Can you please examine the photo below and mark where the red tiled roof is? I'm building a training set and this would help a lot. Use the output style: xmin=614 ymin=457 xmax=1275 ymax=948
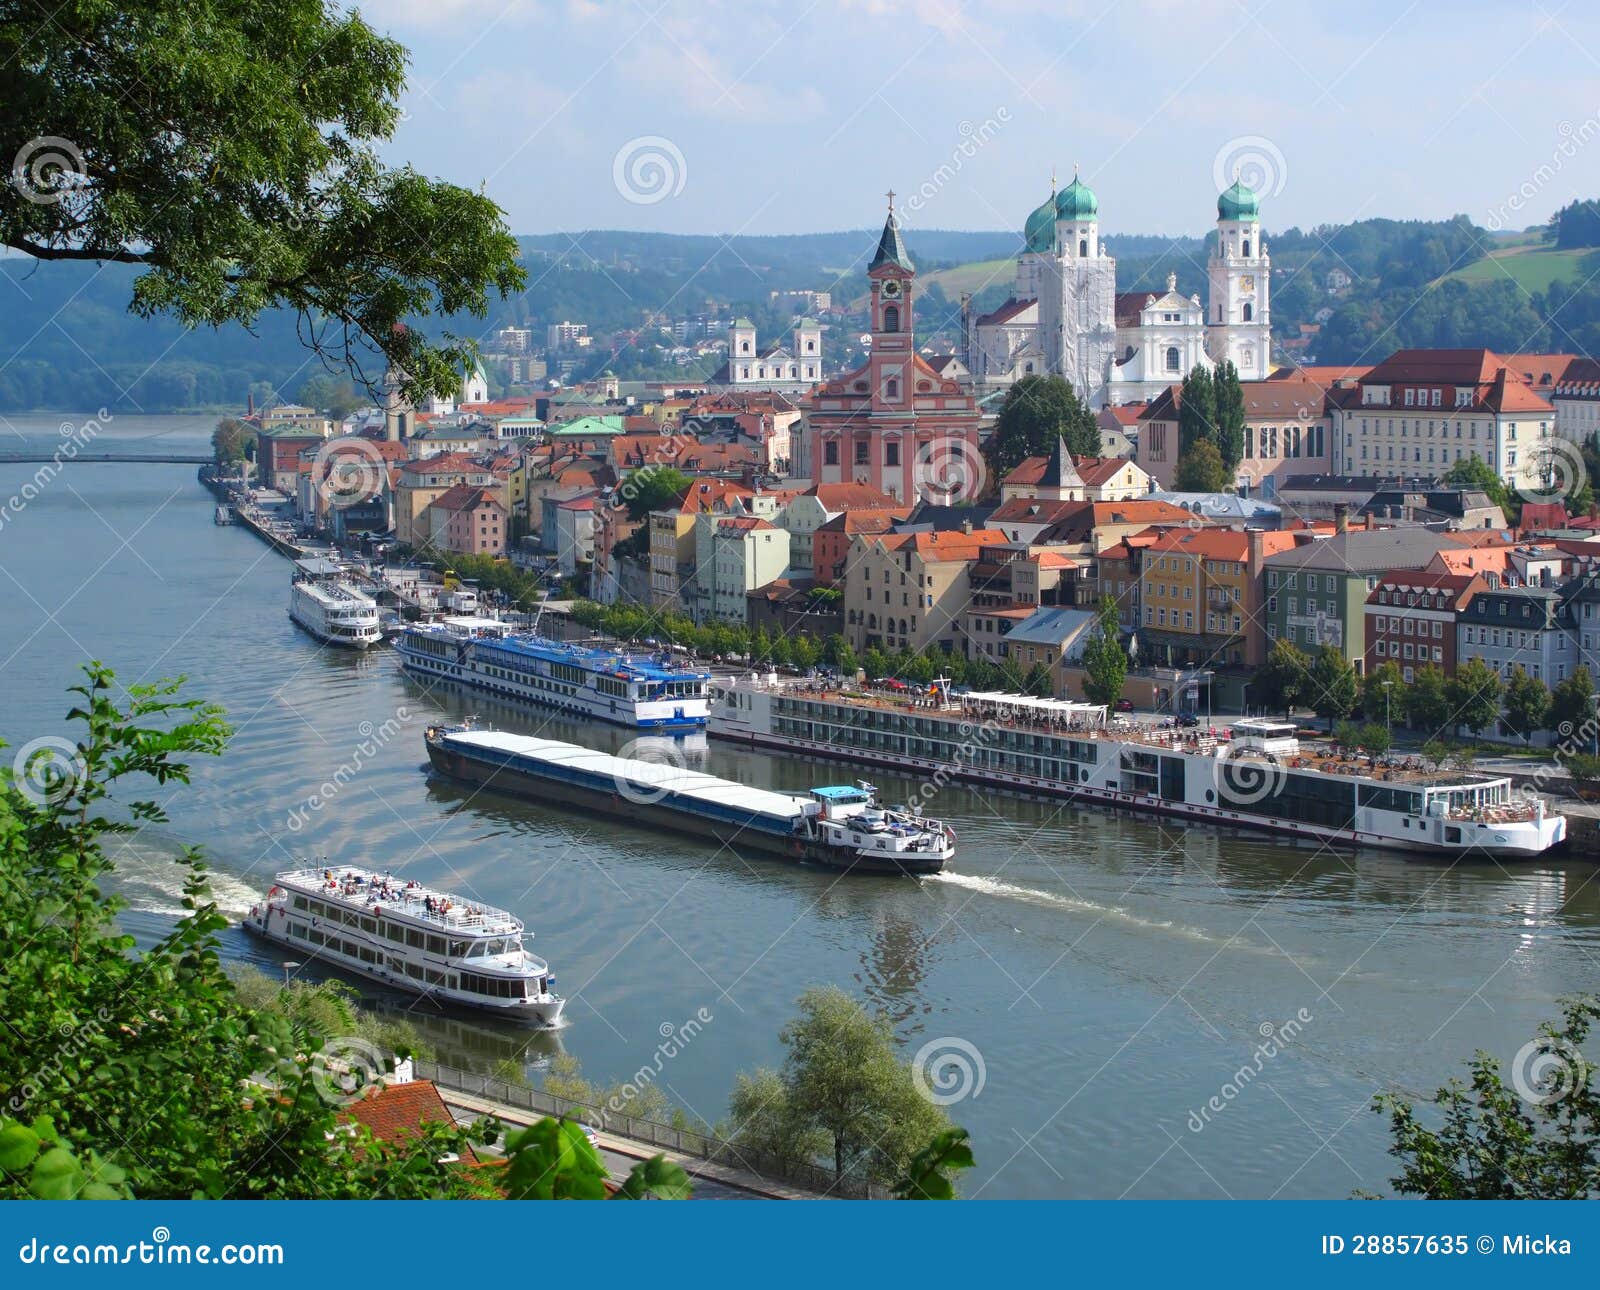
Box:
xmin=341 ymin=1080 xmax=476 ymax=1162
xmin=426 ymin=483 xmax=504 ymax=515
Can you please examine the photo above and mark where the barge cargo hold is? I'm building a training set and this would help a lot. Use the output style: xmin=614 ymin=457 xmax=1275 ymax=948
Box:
xmin=424 ymin=724 xmax=955 ymax=875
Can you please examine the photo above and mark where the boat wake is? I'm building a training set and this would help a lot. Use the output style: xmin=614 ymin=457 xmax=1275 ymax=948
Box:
xmin=923 ymin=870 xmax=1243 ymax=948
xmin=103 ymin=837 xmax=263 ymax=919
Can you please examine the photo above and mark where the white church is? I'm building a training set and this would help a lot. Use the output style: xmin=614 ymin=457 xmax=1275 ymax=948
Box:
xmin=963 ymin=172 xmax=1273 ymax=407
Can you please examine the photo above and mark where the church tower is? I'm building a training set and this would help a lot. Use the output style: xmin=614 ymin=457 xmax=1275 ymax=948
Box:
xmin=1206 ymin=179 xmax=1272 ymax=380
xmin=1038 ymin=170 xmax=1117 ymax=408
xmin=865 ymin=192 xmax=916 ymax=413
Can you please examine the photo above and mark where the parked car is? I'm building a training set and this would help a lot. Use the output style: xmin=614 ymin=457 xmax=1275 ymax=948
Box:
xmin=1114 ymin=699 xmax=1135 ymax=712
xmin=1176 ymin=713 xmax=1200 ymax=728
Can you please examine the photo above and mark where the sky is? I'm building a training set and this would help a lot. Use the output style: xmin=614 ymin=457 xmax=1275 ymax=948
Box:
xmin=364 ymin=0 xmax=1600 ymax=239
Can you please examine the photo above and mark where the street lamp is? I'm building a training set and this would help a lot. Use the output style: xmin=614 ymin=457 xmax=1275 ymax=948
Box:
xmin=1382 ymin=679 xmax=1393 ymax=734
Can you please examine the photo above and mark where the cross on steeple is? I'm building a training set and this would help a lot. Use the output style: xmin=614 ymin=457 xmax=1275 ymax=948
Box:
xmin=886 ymin=188 xmax=896 ymax=212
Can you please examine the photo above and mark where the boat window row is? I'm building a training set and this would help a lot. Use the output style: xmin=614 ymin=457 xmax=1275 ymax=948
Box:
xmin=1357 ymin=783 xmax=1424 ymax=815
xmin=459 ymin=971 xmax=539 ymax=999
xmin=407 ymin=634 xmax=453 ymax=658
xmin=1218 ymin=768 xmax=1356 ymax=828
xmin=774 ymin=716 xmax=1092 ymax=783
xmin=289 ymin=894 xmax=510 ymax=957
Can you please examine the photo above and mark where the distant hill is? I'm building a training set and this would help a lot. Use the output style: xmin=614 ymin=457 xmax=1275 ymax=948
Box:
xmin=1 ymin=211 xmax=1597 ymax=413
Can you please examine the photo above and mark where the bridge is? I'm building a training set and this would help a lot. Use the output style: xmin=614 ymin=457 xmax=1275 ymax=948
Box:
xmin=0 ymin=452 xmax=213 ymax=465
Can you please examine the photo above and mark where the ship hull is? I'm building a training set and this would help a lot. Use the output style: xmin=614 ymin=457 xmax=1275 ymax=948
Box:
xmin=425 ymin=738 xmax=945 ymax=875
xmin=712 ymin=721 xmax=1564 ymax=860
xmin=242 ymin=914 xmax=566 ymax=1025
xmin=290 ymin=607 xmax=377 ymax=649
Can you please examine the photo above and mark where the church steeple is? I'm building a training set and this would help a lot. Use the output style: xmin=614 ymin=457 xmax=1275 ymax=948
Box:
xmin=868 ymin=190 xmax=914 ymax=273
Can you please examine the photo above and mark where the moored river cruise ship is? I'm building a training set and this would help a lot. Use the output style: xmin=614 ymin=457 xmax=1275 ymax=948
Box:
xmin=709 ymin=678 xmax=1567 ymax=859
xmin=396 ymin=617 xmax=710 ymax=729
xmin=245 ymin=866 xmax=565 ymax=1023
xmin=288 ymin=559 xmax=381 ymax=649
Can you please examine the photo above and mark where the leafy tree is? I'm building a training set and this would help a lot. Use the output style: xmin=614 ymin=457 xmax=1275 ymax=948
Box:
xmin=1444 ymin=455 xmax=1515 ymax=522
xmin=1023 ymin=662 xmax=1054 ymax=698
xmin=1362 ymin=660 xmax=1404 ymax=725
xmin=297 ymin=374 xmax=364 ymax=420
xmin=1449 ymin=657 xmax=1504 ymax=736
xmin=1254 ymin=639 xmax=1310 ymax=716
xmin=1174 ymin=439 xmax=1229 ymax=493
xmin=1177 ymin=364 xmax=1217 ymax=457
xmin=862 ymin=646 xmax=890 ymax=680
xmin=1501 ymin=666 xmax=1550 ymax=746
xmin=826 ymin=635 xmax=858 ymax=677
xmin=1404 ymin=664 xmax=1454 ymax=739
xmin=1211 ymin=359 xmax=1245 ymax=471
xmin=987 ymin=375 xmax=1099 ymax=475
xmin=892 ymin=1128 xmax=975 ymax=1200
xmin=790 ymin=634 xmax=821 ymax=672
xmin=1420 ymin=738 xmax=1453 ymax=772
xmin=1559 ymin=752 xmax=1600 ymax=798
xmin=1548 ymin=666 xmax=1597 ymax=748
xmin=1080 ymin=594 xmax=1128 ymax=708
xmin=1307 ymin=645 xmax=1359 ymax=729
xmin=0 ymin=0 xmax=526 ymax=406
xmin=1375 ymin=996 xmax=1600 ymax=1198
xmin=1333 ymin=719 xmax=1362 ymax=752
xmin=1357 ymin=722 xmax=1392 ymax=760
xmin=619 ymin=467 xmax=693 ymax=522
xmin=210 ymin=417 xmax=255 ymax=466
xmin=727 ymin=987 xmax=953 ymax=1188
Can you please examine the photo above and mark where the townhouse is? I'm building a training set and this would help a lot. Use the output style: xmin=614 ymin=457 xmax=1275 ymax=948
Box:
xmin=843 ymin=528 xmax=1011 ymax=653
xmin=1364 ymin=571 xmax=1487 ymax=680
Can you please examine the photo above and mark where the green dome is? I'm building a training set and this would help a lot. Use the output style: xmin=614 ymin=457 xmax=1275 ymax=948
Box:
xmin=1217 ymin=179 xmax=1260 ymax=221
xmin=1023 ymin=194 xmax=1056 ymax=252
xmin=1055 ymin=174 xmax=1098 ymax=221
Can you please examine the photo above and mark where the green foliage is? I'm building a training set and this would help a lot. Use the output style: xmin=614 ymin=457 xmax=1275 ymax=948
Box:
xmin=1080 ymin=594 xmax=1128 ymax=708
xmin=0 ymin=0 xmax=526 ymax=406
xmin=891 ymin=1127 xmax=975 ymax=1200
xmin=1307 ymin=645 xmax=1359 ymax=726
xmin=1404 ymin=664 xmax=1454 ymax=739
xmin=1444 ymin=454 xmax=1515 ymax=521
xmin=228 ymin=965 xmax=432 ymax=1064
xmin=0 ymin=1116 xmax=131 ymax=1200
xmin=1559 ymin=752 xmax=1600 ymax=792
xmin=1356 ymin=722 xmax=1392 ymax=758
xmin=1022 ymin=662 xmax=1053 ymax=698
xmin=1173 ymin=439 xmax=1229 ymax=493
xmin=988 ymin=375 xmax=1099 ymax=476
xmin=1501 ymin=666 xmax=1550 ymax=745
xmin=1548 ymin=666 xmax=1596 ymax=743
xmin=1552 ymin=199 xmax=1600 ymax=251
xmin=1177 ymin=364 xmax=1217 ymax=458
xmin=297 ymin=374 xmax=364 ymax=420
xmin=1375 ymin=996 xmax=1600 ymax=1198
xmin=1332 ymin=720 xmax=1361 ymax=751
xmin=211 ymin=417 xmax=255 ymax=465
xmin=728 ymin=987 xmax=954 ymax=1189
xmin=1211 ymin=359 xmax=1245 ymax=471
xmin=1449 ymin=656 xmax=1504 ymax=736
xmin=1362 ymin=660 xmax=1404 ymax=724
xmin=1420 ymin=738 xmax=1453 ymax=771
xmin=1254 ymin=639 xmax=1310 ymax=715
xmin=619 ymin=467 xmax=693 ymax=522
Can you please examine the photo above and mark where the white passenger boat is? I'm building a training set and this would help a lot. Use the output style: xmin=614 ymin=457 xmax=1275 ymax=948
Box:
xmin=244 ymin=865 xmax=565 ymax=1023
xmin=709 ymin=678 xmax=1567 ymax=859
xmin=289 ymin=558 xmax=381 ymax=649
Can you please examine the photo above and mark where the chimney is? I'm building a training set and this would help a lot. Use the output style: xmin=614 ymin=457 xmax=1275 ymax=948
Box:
xmin=1334 ymin=502 xmax=1349 ymax=535
xmin=962 ymin=518 xmax=973 ymax=535
xmin=1248 ymin=528 xmax=1265 ymax=569
xmin=246 ymin=391 xmax=255 ymax=417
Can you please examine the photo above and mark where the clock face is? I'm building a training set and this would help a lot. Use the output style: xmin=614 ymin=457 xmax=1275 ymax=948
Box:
xmin=1240 ymin=275 xmax=1255 ymax=293
xmin=881 ymin=279 xmax=902 ymax=298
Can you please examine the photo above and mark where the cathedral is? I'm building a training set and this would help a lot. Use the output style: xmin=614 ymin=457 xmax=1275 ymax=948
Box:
xmin=963 ymin=172 xmax=1273 ymax=408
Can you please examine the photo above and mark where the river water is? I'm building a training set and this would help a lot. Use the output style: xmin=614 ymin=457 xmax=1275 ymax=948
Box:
xmin=3 ymin=410 xmax=1598 ymax=1199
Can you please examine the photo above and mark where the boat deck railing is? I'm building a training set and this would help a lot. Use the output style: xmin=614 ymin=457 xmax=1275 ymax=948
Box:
xmin=275 ymin=867 xmax=521 ymax=936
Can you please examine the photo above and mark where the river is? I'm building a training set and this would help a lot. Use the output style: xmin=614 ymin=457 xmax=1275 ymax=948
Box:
xmin=2 ymin=410 xmax=1597 ymax=1199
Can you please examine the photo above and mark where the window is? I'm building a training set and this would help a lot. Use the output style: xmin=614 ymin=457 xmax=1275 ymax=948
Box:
xmin=883 ymin=304 xmax=899 ymax=333
xmin=886 ymin=378 xmax=899 ymax=399
xmin=885 ymin=442 xmax=900 ymax=467
xmin=1242 ymin=303 xmax=1253 ymax=322
xmin=1079 ymin=239 xmax=1088 ymax=256
xmin=855 ymin=441 xmax=870 ymax=466
xmin=824 ymin=441 xmax=838 ymax=466
xmin=1165 ymin=346 xmax=1180 ymax=372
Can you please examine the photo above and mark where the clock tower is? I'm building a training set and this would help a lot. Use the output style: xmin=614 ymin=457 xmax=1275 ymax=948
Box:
xmin=807 ymin=195 xmax=983 ymax=503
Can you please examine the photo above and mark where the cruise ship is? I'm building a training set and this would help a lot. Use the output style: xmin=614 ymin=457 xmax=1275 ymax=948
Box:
xmin=709 ymin=678 xmax=1567 ymax=858
xmin=425 ymin=723 xmax=956 ymax=874
xmin=396 ymin=618 xmax=711 ymax=729
xmin=245 ymin=865 xmax=565 ymax=1023
xmin=288 ymin=560 xmax=381 ymax=649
